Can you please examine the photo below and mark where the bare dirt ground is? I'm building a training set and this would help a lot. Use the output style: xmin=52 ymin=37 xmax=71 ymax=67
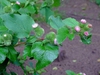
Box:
xmin=7 ymin=0 xmax=100 ymax=75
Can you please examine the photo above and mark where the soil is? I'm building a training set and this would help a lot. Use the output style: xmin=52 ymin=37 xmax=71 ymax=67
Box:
xmin=7 ymin=0 xmax=100 ymax=75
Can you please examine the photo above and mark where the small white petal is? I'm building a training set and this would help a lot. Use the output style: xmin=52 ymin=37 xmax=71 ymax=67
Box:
xmin=32 ymin=23 xmax=38 ymax=28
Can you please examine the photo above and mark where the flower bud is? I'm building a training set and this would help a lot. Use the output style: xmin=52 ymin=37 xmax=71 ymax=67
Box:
xmin=83 ymin=73 xmax=86 ymax=75
xmin=3 ymin=6 xmax=12 ymax=13
xmin=11 ymin=3 xmax=14 ymax=5
xmin=84 ymin=31 xmax=89 ymax=36
xmin=32 ymin=23 xmax=38 ymax=28
xmin=88 ymin=24 xmax=92 ymax=28
xmin=75 ymin=26 xmax=81 ymax=32
xmin=80 ymin=19 xmax=87 ymax=24
xmin=16 ymin=1 xmax=20 ymax=5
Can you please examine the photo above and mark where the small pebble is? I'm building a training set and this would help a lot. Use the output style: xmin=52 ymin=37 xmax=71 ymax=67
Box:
xmin=73 ymin=60 xmax=77 ymax=62
xmin=52 ymin=67 xmax=58 ymax=70
xmin=97 ymin=59 xmax=100 ymax=62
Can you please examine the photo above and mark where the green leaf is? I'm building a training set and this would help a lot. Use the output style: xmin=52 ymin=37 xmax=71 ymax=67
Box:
xmin=31 ymin=42 xmax=59 ymax=70
xmin=0 ymin=26 xmax=8 ymax=33
xmin=23 ymin=45 xmax=31 ymax=60
xmin=18 ymin=5 xmax=36 ymax=14
xmin=12 ymin=4 xmax=20 ymax=11
xmin=0 ymin=0 xmax=10 ymax=6
xmin=0 ymin=5 xmax=4 ymax=14
xmin=40 ymin=7 xmax=54 ymax=22
xmin=62 ymin=18 xmax=79 ymax=27
xmin=34 ymin=72 xmax=40 ymax=75
xmin=96 ymin=0 xmax=100 ymax=5
xmin=37 ymin=69 xmax=46 ymax=74
xmin=26 ymin=66 xmax=34 ymax=73
xmin=12 ymin=35 xmax=19 ymax=45
xmin=44 ymin=0 xmax=54 ymax=6
xmin=80 ymin=34 xmax=92 ymax=44
xmin=0 ymin=58 xmax=8 ymax=71
xmin=45 ymin=32 xmax=56 ymax=43
xmin=33 ymin=26 xmax=44 ymax=38
xmin=65 ymin=70 xmax=76 ymax=75
xmin=57 ymin=26 xmax=69 ymax=44
xmin=9 ymin=0 xmax=27 ymax=3
xmin=7 ymin=46 xmax=18 ymax=62
xmin=0 ymin=47 xmax=8 ymax=64
xmin=0 ymin=18 xmax=8 ymax=33
xmin=53 ymin=0 xmax=60 ymax=7
xmin=67 ymin=33 xmax=75 ymax=40
xmin=10 ymin=72 xmax=17 ymax=75
xmin=0 ymin=18 xmax=4 ymax=25
xmin=49 ymin=16 xmax=65 ymax=30
xmin=27 ymin=36 xmax=37 ymax=43
xmin=0 ymin=14 xmax=35 ymax=38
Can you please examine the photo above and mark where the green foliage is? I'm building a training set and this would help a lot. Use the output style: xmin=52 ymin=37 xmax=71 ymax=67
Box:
xmin=0 ymin=0 xmax=92 ymax=74
xmin=23 ymin=45 xmax=32 ymax=60
xmin=49 ymin=15 xmax=65 ymax=30
xmin=80 ymin=34 xmax=92 ymax=44
xmin=0 ymin=58 xmax=8 ymax=71
xmin=0 ymin=47 xmax=8 ymax=63
xmin=0 ymin=33 xmax=12 ymax=46
xmin=45 ymin=32 xmax=56 ymax=43
xmin=7 ymin=46 xmax=18 ymax=62
xmin=66 ymin=70 xmax=77 ymax=75
xmin=95 ymin=0 xmax=100 ymax=5
xmin=53 ymin=0 xmax=61 ymax=7
xmin=0 ymin=14 xmax=35 ymax=38
xmin=33 ymin=26 xmax=44 ymax=38
xmin=18 ymin=5 xmax=36 ymax=14
xmin=57 ymin=26 xmax=69 ymax=44
xmin=40 ymin=7 xmax=54 ymax=22
xmin=62 ymin=18 xmax=79 ymax=27
xmin=66 ymin=70 xmax=84 ymax=75
xmin=31 ymin=42 xmax=59 ymax=70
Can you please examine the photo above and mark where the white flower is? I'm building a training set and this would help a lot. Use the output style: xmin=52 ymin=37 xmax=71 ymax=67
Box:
xmin=16 ymin=1 xmax=20 ymax=5
xmin=54 ymin=38 xmax=58 ymax=45
xmin=4 ymin=34 xmax=7 ymax=37
xmin=32 ymin=23 xmax=38 ymax=28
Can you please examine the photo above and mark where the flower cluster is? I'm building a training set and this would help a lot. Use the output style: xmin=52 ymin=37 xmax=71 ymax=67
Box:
xmin=74 ymin=19 xmax=92 ymax=36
